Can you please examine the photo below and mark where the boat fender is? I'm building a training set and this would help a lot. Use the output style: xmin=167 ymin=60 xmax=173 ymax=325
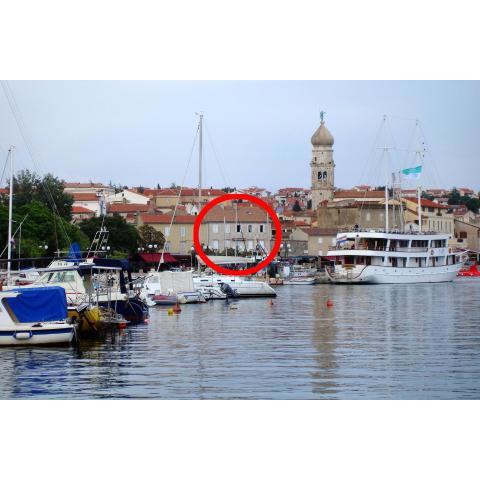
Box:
xmin=326 ymin=299 xmax=334 ymax=308
xmin=14 ymin=331 xmax=33 ymax=340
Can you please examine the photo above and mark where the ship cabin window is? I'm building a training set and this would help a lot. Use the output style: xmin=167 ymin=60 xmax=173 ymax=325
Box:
xmin=344 ymin=256 xmax=354 ymax=265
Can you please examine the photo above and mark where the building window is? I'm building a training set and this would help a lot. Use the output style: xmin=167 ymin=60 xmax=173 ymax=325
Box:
xmin=318 ymin=237 xmax=323 ymax=244
xmin=212 ymin=240 xmax=219 ymax=250
xmin=248 ymin=225 xmax=253 ymax=233
xmin=247 ymin=240 xmax=254 ymax=251
xmin=323 ymin=171 xmax=327 ymax=180
xmin=180 ymin=226 xmax=186 ymax=237
xmin=366 ymin=212 xmax=371 ymax=221
xmin=225 ymin=240 xmax=231 ymax=248
xmin=179 ymin=241 xmax=186 ymax=252
xmin=164 ymin=241 xmax=171 ymax=252
xmin=317 ymin=171 xmax=322 ymax=181
xmin=260 ymin=224 xmax=264 ymax=233
xmin=236 ymin=224 xmax=241 ymax=233
xmin=225 ymin=224 xmax=231 ymax=233
xmin=164 ymin=226 xmax=170 ymax=236
xmin=212 ymin=224 xmax=219 ymax=233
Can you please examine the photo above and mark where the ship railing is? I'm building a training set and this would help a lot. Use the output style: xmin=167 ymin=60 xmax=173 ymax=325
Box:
xmin=328 ymin=245 xmax=430 ymax=253
xmin=337 ymin=227 xmax=445 ymax=236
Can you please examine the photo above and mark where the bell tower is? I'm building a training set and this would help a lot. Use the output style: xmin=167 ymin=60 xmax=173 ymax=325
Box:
xmin=310 ymin=111 xmax=335 ymax=210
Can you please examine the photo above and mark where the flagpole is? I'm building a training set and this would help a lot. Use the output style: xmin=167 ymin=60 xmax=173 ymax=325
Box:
xmin=417 ymin=184 xmax=422 ymax=233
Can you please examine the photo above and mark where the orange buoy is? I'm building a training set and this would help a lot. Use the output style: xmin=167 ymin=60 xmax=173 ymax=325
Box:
xmin=326 ymin=299 xmax=334 ymax=308
xmin=172 ymin=303 xmax=182 ymax=313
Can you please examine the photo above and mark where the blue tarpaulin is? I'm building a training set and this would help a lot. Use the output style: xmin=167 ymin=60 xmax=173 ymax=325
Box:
xmin=5 ymin=287 xmax=68 ymax=323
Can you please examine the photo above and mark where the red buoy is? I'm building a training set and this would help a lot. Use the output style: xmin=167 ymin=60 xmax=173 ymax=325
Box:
xmin=326 ymin=299 xmax=334 ymax=308
xmin=172 ymin=303 xmax=182 ymax=313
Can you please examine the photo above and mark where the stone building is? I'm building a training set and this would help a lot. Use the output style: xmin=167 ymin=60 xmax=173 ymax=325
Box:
xmin=201 ymin=204 xmax=272 ymax=253
xmin=310 ymin=112 xmax=335 ymax=209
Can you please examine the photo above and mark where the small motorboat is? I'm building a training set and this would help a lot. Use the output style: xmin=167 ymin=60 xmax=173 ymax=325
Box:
xmin=177 ymin=291 xmax=206 ymax=304
xmin=457 ymin=263 xmax=480 ymax=277
xmin=283 ymin=276 xmax=316 ymax=285
xmin=0 ymin=286 xmax=75 ymax=346
xmin=152 ymin=293 xmax=178 ymax=305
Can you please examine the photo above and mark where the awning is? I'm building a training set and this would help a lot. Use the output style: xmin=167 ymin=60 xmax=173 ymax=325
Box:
xmin=138 ymin=253 xmax=179 ymax=264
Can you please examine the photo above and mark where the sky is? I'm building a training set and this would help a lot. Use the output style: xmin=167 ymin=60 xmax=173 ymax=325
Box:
xmin=0 ymin=81 xmax=479 ymax=192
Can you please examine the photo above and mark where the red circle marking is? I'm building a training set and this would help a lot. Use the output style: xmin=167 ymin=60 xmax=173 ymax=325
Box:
xmin=193 ymin=193 xmax=282 ymax=276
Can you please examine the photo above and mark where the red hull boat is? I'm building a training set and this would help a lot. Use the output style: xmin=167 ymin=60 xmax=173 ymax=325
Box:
xmin=457 ymin=263 xmax=480 ymax=277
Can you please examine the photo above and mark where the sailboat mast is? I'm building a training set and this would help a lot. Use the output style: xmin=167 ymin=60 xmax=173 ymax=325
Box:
xmin=382 ymin=115 xmax=389 ymax=232
xmin=198 ymin=113 xmax=203 ymax=213
xmin=7 ymin=146 xmax=14 ymax=286
xmin=415 ymin=119 xmax=422 ymax=233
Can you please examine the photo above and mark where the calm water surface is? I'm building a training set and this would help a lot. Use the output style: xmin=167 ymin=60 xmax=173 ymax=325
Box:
xmin=1 ymin=279 xmax=479 ymax=399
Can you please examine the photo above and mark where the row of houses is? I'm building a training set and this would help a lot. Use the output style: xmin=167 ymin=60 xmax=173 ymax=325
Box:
xmin=64 ymin=182 xmax=480 ymax=255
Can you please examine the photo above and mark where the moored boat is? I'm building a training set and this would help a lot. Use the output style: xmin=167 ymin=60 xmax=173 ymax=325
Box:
xmin=0 ymin=286 xmax=75 ymax=346
xmin=457 ymin=263 xmax=480 ymax=277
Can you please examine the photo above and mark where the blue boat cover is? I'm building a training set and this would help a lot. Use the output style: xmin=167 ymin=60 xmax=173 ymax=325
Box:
xmin=5 ymin=287 xmax=68 ymax=323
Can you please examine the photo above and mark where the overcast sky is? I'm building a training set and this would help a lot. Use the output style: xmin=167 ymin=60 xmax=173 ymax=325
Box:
xmin=0 ymin=81 xmax=478 ymax=192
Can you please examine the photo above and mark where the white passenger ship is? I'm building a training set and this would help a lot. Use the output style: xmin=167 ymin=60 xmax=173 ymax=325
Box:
xmin=326 ymin=230 xmax=464 ymax=284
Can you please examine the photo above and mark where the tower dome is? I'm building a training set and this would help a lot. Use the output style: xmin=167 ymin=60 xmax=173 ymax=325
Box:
xmin=311 ymin=120 xmax=334 ymax=146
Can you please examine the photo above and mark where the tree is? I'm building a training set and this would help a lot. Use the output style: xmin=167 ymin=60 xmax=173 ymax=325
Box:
xmin=78 ymin=215 xmax=140 ymax=255
xmin=448 ymin=188 xmax=461 ymax=205
xmin=292 ymin=200 xmax=302 ymax=212
xmin=138 ymin=225 xmax=165 ymax=249
xmin=465 ymin=197 xmax=480 ymax=214
xmin=170 ymin=182 xmax=180 ymax=190
xmin=4 ymin=169 xmax=73 ymax=220
xmin=137 ymin=186 xmax=145 ymax=194
xmin=0 ymin=201 xmax=89 ymax=259
xmin=421 ymin=192 xmax=435 ymax=201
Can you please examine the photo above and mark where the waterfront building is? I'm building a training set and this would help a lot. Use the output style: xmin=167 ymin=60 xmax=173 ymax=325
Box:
xmin=138 ymin=214 xmax=198 ymax=254
xmin=403 ymin=198 xmax=455 ymax=234
xmin=202 ymin=204 xmax=273 ymax=253
xmin=289 ymin=227 xmax=338 ymax=257
xmin=454 ymin=218 xmax=480 ymax=252
xmin=310 ymin=112 xmax=335 ymax=209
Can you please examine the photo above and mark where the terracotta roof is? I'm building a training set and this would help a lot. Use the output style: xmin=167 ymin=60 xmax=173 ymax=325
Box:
xmin=420 ymin=199 xmax=449 ymax=209
xmin=140 ymin=214 xmax=197 ymax=224
xmin=107 ymin=203 xmax=150 ymax=213
xmin=72 ymin=205 xmax=95 ymax=214
xmin=203 ymin=205 xmax=271 ymax=223
xmin=71 ymin=193 xmax=99 ymax=201
xmin=155 ymin=188 xmax=225 ymax=197
xmin=334 ymin=190 xmax=385 ymax=199
xmin=301 ymin=227 xmax=338 ymax=236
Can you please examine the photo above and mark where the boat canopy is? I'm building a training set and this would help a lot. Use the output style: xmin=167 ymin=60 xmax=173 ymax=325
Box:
xmin=5 ymin=286 xmax=68 ymax=323
xmin=137 ymin=253 xmax=179 ymax=264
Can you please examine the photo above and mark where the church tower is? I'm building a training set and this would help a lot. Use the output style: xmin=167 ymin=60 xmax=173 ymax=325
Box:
xmin=310 ymin=111 xmax=335 ymax=209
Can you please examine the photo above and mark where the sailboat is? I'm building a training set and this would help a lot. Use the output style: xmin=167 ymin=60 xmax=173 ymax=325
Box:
xmin=0 ymin=147 xmax=75 ymax=345
xmin=325 ymin=117 xmax=466 ymax=284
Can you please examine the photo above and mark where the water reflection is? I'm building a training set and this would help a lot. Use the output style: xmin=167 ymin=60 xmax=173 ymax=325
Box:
xmin=0 ymin=279 xmax=479 ymax=399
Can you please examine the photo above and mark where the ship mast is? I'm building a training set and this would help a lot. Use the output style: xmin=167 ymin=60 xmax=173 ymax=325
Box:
xmin=7 ymin=146 xmax=14 ymax=286
xmin=381 ymin=115 xmax=390 ymax=232
xmin=414 ymin=119 xmax=423 ymax=232
xmin=197 ymin=112 xmax=203 ymax=213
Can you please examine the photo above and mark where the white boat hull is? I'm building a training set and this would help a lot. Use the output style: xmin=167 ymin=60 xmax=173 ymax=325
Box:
xmin=326 ymin=264 xmax=463 ymax=284
xmin=0 ymin=323 xmax=75 ymax=346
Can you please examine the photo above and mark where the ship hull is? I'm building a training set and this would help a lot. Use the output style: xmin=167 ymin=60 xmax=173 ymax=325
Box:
xmin=327 ymin=264 xmax=463 ymax=284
